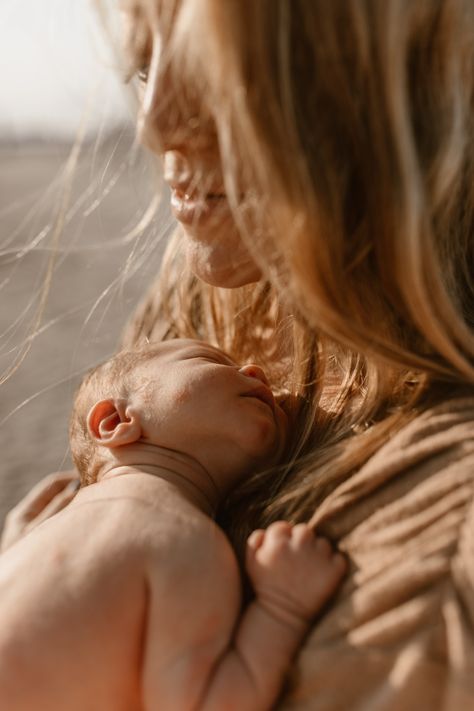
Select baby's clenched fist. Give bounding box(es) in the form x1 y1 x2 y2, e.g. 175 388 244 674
245 521 346 630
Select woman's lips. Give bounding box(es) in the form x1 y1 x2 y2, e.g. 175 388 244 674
170 188 228 225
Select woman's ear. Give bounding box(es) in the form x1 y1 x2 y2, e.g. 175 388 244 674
86 399 142 448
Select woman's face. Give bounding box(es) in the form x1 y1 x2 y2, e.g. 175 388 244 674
161 146 262 288
135 16 262 289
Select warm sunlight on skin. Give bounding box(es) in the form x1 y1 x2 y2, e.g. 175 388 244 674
69 338 291 501
162 147 262 287
158 141 262 287
133 19 262 288
0 339 345 711
121 339 289 483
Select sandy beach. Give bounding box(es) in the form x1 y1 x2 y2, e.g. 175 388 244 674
0 135 174 528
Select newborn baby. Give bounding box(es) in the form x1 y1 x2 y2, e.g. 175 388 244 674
0 339 345 711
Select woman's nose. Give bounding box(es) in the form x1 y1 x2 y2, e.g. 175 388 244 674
163 150 192 186
238 364 270 386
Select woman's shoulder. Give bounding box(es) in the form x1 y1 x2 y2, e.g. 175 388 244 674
341 393 474 559
382 394 474 461
363 393 474 479
371 393 474 515
313 395 474 537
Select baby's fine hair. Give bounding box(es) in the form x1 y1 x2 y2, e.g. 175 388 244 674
70 344 163 487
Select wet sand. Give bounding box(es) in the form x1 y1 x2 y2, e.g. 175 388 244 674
0 135 174 528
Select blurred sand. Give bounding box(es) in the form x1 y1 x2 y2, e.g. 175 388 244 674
0 135 174 528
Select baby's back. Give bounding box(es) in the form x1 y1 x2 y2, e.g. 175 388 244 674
0 473 240 711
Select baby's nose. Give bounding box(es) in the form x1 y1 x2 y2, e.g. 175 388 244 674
239 364 270 386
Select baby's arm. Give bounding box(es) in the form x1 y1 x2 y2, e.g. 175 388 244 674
199 521 346 711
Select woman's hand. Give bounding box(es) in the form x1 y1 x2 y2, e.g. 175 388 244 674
0 471 80 553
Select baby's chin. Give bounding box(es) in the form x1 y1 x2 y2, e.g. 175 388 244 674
245 407 289 472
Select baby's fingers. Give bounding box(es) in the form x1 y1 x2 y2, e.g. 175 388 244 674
247 529 265 550
245 529 265 572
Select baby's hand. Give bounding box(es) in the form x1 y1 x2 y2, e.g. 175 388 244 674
245 521 346 629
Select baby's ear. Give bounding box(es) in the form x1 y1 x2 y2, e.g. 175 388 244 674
87 399 142 448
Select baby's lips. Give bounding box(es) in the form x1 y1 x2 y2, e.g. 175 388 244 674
244 383 276 413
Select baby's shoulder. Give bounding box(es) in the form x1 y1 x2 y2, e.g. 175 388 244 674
0 483 149 709
69 473 235 579
72 475 242 658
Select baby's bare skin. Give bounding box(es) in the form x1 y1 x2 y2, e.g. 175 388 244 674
0 471 345 711
0 341 345 709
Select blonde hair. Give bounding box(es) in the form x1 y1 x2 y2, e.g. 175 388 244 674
118 0 474 546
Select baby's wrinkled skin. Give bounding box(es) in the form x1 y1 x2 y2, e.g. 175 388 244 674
0 340 345 711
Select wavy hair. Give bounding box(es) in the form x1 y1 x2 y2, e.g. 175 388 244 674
117 0 474 547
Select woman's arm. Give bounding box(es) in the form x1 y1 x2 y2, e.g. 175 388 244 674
0 471 79 552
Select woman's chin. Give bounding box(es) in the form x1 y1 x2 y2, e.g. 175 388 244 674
195 262 263 288
183 233 262 288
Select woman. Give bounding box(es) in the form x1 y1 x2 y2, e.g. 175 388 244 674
3 0 474 708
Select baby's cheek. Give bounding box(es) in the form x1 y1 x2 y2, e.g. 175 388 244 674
173 385 193 404
240 414 279 461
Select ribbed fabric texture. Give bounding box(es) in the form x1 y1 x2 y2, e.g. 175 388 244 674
281 398 474 710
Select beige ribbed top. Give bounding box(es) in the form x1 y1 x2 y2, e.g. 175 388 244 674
123 290 474 708
281 397 474 710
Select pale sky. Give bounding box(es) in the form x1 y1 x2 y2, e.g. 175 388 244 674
0 0 132 140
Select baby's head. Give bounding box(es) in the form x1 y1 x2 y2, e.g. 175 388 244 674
70 339 288 491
